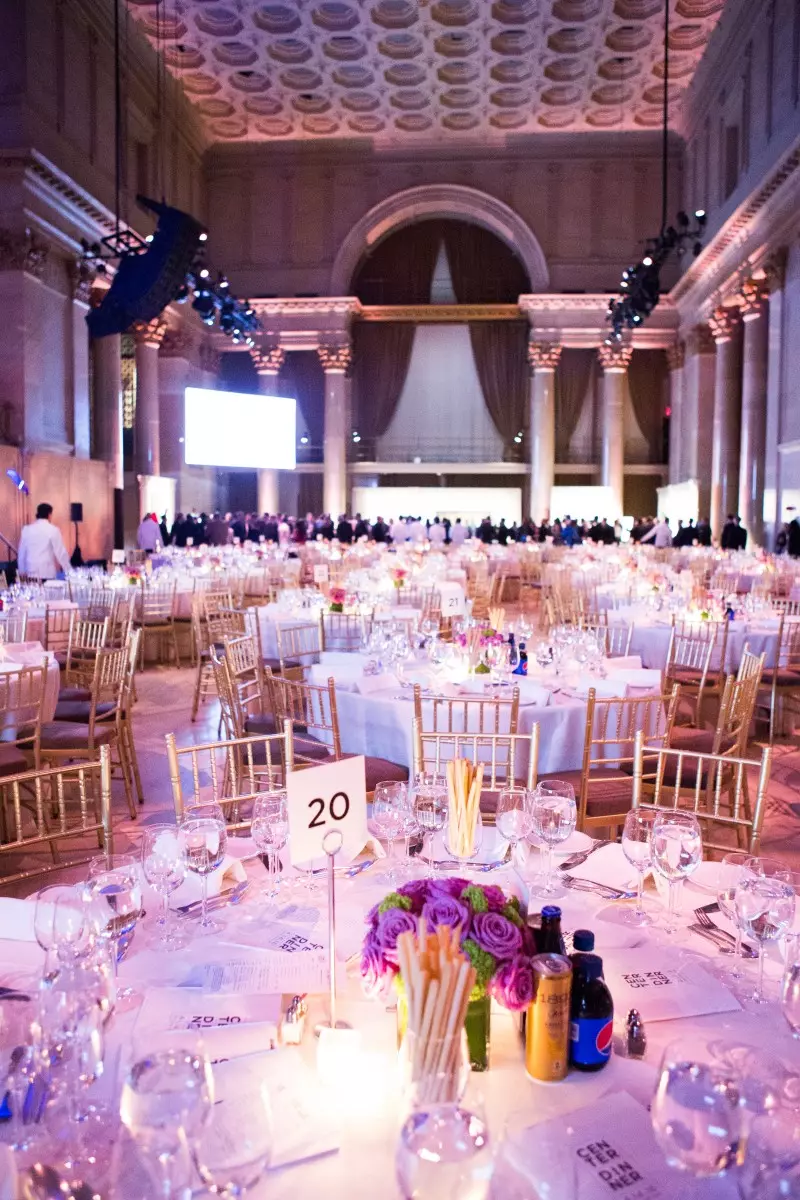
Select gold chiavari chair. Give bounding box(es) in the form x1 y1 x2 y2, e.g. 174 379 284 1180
319 611 371 653
0 610 28 644
222 634 272 735
670 653 763 766
771 597 800 617
190 594 215 720
60 617 109 688
665 618 728 727
539 686 680 836
755 615 800 744
0 747 113 887
165 727 293 834
44 606 76 655
276 620 321 679
577 613 633 658
631 731 771 857
119 629 144 806
413 685 520 739
411 719 540 819
517 556 543 612
134 579 180 667
710 570 741 594
0 662 47 777
0 569 7 591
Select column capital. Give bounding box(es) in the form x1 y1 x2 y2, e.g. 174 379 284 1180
67 259 96 305
527 340 562 373
597 341 633 371
131 317 168 349
665 341 685 372
251 339 286 375
707 305 740 343
686 323 716 355
763 247 788 291
160 326 195 358
0 227 49 278
199 343 221 375
738 277 769 322
317 337 353 375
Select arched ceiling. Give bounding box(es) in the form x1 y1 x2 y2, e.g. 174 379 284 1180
126 0 726 144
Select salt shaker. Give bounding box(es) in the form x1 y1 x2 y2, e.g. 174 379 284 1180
281 995 308 1045
625 1008 647 1059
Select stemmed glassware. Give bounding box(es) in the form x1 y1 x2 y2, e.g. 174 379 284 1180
495 788 533 868
178 802 227 936
651 810 702 935
530 781 577 897
34 885 89 976
714 851 756 982
192 1080 274 1197
621 809 656 926
251 791 289 899
2 1013 48 1153
411 775 448 871
84 853 143 1001
651 1041 746 1177
782 937 800 1039
372 782 408 885
735 870 796 1005
390 632 412 685
141 824 188 949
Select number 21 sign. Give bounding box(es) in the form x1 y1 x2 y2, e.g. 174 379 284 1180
286 755 368 867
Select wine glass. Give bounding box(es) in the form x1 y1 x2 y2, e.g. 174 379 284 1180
120 1046 214 1198
714 851 758 982
2 1013 48 1152
482 640 507 694
495 788 533 866
34 884 85 976
141 824 187 949
192 1080 273 1197
84 853 142 1001
178 803 227 936
781 939 800 1040
651 1042 745 1176
531 781 577 897
411 775 448 872
736 872 796 1005
621 809 656 926
651 810 702 935
372 783 407 885
251 791 288 899
390 632 412 685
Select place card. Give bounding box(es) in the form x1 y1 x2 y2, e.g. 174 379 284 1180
313 563 330 583
134 988 281 1057
177 949 340 995
601 949 741 1022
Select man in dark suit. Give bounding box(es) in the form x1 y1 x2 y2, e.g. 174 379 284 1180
734 516 747 550
372 516 388 543
720 514 738 550
336 514 353 543
262 513 279 543
206 512 230 546
320 513 335 540
354 512 370 540
788 511 800 557
695 517 712 546
231 511 247 542
477 518 494 544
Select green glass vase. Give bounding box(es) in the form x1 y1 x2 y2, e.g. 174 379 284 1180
396 991 491 1072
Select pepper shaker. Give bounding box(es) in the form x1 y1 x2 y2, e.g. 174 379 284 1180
625 1008 647 1059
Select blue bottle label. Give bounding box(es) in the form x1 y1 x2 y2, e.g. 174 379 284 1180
570 1017 613 1065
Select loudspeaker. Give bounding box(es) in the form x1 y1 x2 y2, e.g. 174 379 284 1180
86 196 205 339
70 502 83 524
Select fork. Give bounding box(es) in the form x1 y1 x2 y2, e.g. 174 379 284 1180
694 906 756 956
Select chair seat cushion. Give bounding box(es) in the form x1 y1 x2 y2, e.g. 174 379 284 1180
0 744 29 776
340 753 409 791
263 657 301 674
760 668 800 686
244 713 277 736
669 727 736 754
294 734 333 761
53 701 116 723
668 667 704 683
40 722 115 749
538 768 634 819
58 687 91 702
54 651 67 668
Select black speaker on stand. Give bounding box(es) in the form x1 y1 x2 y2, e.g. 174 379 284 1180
70 502 84 568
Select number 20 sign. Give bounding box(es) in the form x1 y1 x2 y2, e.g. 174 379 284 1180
286 754 368 867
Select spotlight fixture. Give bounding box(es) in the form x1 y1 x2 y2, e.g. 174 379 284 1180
300 435 309 445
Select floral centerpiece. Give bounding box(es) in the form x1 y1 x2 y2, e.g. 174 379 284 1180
474 628 502 674
361 877 534 1070
329 585 346 613
391 566 408 590
127 567 141 586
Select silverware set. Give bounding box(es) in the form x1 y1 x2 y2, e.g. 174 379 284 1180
690 905 757 958
562 876 637 900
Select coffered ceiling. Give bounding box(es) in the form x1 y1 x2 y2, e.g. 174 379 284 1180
126 0 726 144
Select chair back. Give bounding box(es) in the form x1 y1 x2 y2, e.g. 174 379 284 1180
631 731 771 857
268 672 341 762
277 621 321 676
0 662 47 756
667 618 726 675
774 615 800 671
223 634 266 725
165 727 293 833
412 718 539 795
413 686 520 737
771 597 800 618
0 747 113 887
319 611 370 653
44 605 76 653
139 580 177 622
0 610 28 643
63 618 109 686
206 606 248 644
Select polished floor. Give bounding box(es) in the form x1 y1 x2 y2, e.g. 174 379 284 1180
2 664 800 896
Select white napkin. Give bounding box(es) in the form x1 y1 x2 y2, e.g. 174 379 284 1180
169 854 247 908
355 671 397 695
564 842 638 890
569 676 633 699
606 654 643 671
0 647 53 668
513 678 550 706
295 833 385 873
0 896 37 942
603 667 662 690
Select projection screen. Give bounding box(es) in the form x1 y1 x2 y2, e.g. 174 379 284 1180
184 387 296 470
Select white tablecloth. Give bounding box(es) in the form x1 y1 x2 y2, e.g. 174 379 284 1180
609 609 785 671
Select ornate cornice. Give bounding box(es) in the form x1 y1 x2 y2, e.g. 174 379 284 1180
251 341 286 374
317 339 353 374
738 277 769 322
527 340 562 372
685 324 716 355
199 343 222 375
665 342 685 372
131 317 168 349
0 227 49 277
66 259 95 304
160 326 195 358
520 293 678 314
359 303 521 323
597 341 634 370
707 305 740 343
249 297 362 319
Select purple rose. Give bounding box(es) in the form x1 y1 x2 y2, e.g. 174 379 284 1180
428 877 470 900
481 885 507 912
492 955 536 1012
360 933 391 997
471 911 523 959
422 895 471 932
374 908 417 964
397 879 430 914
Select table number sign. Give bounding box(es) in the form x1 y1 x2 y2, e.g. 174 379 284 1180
286 754 368 867
438 581 466 617
313 564 330 584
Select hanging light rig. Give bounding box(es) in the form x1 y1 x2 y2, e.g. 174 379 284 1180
606 0 707 343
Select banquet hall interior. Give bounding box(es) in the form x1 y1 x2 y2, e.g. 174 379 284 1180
3 0 800 1196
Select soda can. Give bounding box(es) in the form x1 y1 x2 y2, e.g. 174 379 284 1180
525 953 572 1082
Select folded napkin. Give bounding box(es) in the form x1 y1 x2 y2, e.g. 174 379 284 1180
513 679 550 707
0 640 45 656
1 647 53 668
355 671 398 695
295 833 385 873
606 654 643 671
0 896 37 942
605 667 662 690
564 842 638 890
168 854 247 909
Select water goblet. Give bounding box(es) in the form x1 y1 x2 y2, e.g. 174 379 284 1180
621 809 657 926
34 884 86 976
495 787 533 867
736 872 796 1005
141 824 188 949
178 803 227 936
714 851 758 982
372 782 407 886
251 791 288 899
651 810 702 935
411 776 448 871
531 781 577 897
192 1078 273 1197
84 853 142 1000
651 1041 745 1177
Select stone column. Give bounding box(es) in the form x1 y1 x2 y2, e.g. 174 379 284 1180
318 338 352 519
763 250 788 549
597 341 634 518
159 327 195 478
132 317 167 477
682 324 716 518
708 305 742 542
527 340 562 522
666 342 685 485
67 261 94 459
90 290 124 547
737 279 769 547
251 340 286 515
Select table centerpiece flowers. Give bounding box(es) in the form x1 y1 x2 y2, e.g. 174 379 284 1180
391 566 408 591
360 877 535 1070
329 585 346 613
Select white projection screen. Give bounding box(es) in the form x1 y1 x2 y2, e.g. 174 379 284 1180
184 387 296 470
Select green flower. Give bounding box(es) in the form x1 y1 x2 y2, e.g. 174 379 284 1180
378 893 412 915
474 662 490 675
462 937 497 998
461 884 488 913
501 899 524 928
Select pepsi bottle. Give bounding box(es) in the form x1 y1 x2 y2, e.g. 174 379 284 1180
569 952 613 1072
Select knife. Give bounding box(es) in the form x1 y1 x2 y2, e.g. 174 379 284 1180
177 880 250 916
688 922 758 958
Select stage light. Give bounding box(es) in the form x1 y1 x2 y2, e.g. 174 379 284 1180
199 232 208 242
300 436 309 445
199 268 210 279
694 209 706 221
642 256 653 267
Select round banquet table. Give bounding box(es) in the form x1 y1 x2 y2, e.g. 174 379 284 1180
257 605 421 663
0 848 796 1198
608 609 787 672
0 600 78 646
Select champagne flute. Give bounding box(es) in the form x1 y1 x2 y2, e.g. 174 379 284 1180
84 853 142 1001
141 824 188 949
651 810 702 935
531 781 577 897
179 803 227 936
714 851 757 981
251 791 288 899
651 1041 745 1177
735 872 795 1005
495 787 533 866
621 809 656 926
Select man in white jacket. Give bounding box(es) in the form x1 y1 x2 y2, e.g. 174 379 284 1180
18 503 71 579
